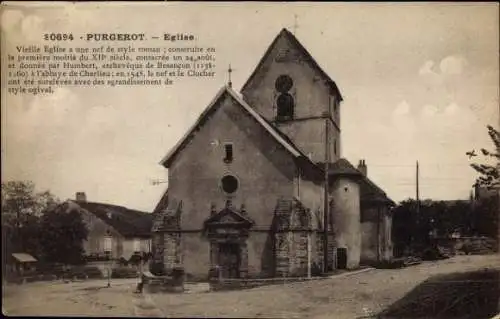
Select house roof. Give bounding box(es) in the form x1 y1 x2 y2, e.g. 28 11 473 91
241 28 343 101
12 253 37 263
160 85 318 168
73 201 153 238
360 177 395 206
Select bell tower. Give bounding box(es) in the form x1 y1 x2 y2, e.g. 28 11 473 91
241 28 342 164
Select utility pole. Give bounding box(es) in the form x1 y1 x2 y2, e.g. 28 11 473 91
307 209 312 279
416 161 420 208
415 160 420 253
323 105 330 274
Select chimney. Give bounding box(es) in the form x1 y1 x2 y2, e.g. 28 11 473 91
357 160 367 176
76 192 87 202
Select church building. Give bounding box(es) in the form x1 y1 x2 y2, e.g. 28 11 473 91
152 28 395 279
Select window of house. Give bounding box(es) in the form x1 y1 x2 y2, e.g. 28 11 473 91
133 239 141 252
103 236 112 253
275 75 295 121
223 143 233 163
334 139 337 155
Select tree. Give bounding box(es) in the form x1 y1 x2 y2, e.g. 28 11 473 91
471 196 498 238
1 181 59 255
392 198 476 256
392 199 417 256
468 124 500 251
470 125 500 191
39 206 88 265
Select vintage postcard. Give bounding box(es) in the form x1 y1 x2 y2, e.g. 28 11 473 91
1 2 499 318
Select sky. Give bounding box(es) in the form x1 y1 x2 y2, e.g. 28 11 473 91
1 2 499 212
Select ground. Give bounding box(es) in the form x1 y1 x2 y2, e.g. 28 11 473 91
3 255 500 318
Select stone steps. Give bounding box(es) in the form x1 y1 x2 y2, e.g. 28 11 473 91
183 282 211 294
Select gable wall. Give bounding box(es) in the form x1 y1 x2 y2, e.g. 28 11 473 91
166 92 301 277
168 92 297 229
242 35 334 121
241 34 341 163
66 202 125 258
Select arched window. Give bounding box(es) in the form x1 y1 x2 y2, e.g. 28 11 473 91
277 93 294 118
275 75 294 121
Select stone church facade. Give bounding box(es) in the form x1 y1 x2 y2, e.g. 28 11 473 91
152 28 395 279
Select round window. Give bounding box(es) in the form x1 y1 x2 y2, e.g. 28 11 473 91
275 75 293 93
221 175 239 194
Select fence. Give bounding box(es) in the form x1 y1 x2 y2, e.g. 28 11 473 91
4 258 150 284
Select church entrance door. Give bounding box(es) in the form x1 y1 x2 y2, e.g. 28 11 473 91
337 248 347 269
218 243 240 278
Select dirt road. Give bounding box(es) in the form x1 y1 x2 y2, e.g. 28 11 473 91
2 278 140 316
150 255 500 318
3 255 500 318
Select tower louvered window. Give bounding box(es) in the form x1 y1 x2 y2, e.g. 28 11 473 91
275 75 294 121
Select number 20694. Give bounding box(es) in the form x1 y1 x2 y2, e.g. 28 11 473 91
44 33 74 41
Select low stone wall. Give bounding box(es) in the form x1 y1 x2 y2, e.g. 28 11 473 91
437 236 497 255
209 276 328 291
142 271 184 293
6 274 59 284
86 261 112 276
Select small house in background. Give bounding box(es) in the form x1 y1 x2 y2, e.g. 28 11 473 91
10 253 37 276
55 192 153 264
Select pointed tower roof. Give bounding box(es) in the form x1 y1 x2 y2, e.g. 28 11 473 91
241 28 343 101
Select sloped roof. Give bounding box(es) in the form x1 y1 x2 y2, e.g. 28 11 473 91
152 188 169 215
12 253 37 263
327 158 364 177
73 201 153 238
360 177 395 206
160 85 317 168
274 197 307 216
152 198 182 232
241 28 343 101
322 158 394 205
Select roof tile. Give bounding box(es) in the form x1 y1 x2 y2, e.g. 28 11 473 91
74 201 153 238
